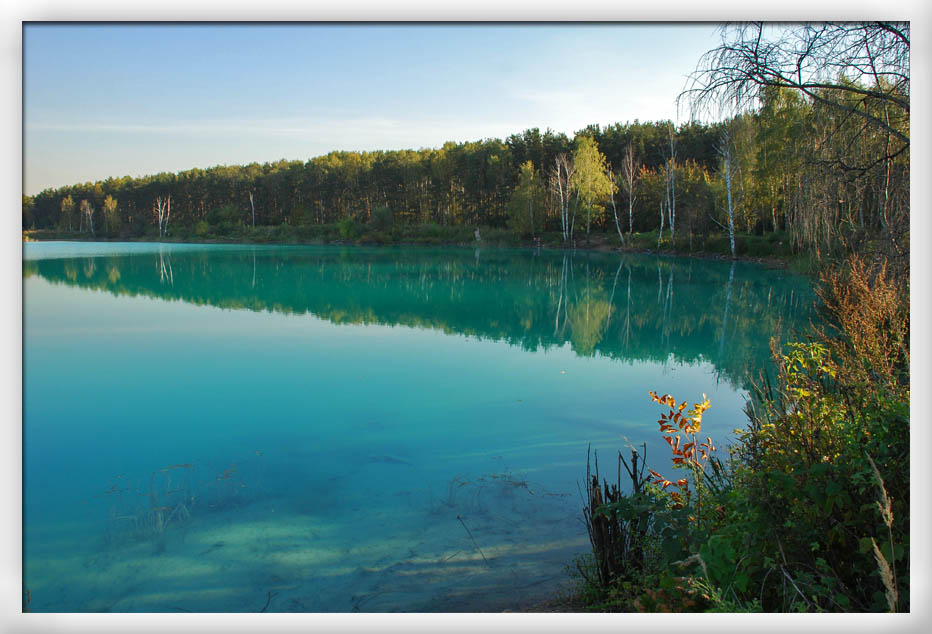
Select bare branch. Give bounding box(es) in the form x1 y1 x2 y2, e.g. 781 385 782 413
679 22 909 145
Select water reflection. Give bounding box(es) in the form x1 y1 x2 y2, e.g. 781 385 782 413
23 244 815 387
23 242 819 612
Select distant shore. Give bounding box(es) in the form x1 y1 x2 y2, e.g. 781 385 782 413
22 227 802 272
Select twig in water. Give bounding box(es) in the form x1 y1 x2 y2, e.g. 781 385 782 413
260 590 279 613
457 514 489 564
441 550 463 563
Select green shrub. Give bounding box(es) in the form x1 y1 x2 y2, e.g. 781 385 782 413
370 206 394 231
207 204 242 236
274 223 294 242
194 220 209 238
357 230 393 245
337 218 357 241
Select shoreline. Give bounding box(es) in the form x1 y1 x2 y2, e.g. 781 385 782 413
22 230 798 271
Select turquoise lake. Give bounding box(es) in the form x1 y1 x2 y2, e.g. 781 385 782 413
22 242 816 612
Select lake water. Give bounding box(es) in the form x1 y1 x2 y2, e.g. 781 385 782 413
22 242 815 612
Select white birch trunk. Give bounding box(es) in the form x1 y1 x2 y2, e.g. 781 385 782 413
657 201 665 249
717 129 737 259
608 168 624 246
154 195 172 240
621 144 637 236
668 128 676 243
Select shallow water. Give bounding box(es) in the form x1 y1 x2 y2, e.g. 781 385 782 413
23 242 815 612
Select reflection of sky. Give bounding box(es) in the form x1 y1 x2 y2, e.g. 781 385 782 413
23 240 275 261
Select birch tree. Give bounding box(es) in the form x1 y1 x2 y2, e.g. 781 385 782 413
718 128 738 258
154 195 172 239
79 199 95 236
664 126 677 243
681 23 909 146
620 144 638 236
60 195 74 232
657 200 665 249
570 136 613 245
551 153 576 243
103 195 118 235
607 167 624 246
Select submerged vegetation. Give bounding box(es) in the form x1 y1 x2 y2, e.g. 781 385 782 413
101 455 264 551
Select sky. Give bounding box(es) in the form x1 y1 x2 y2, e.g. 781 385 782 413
23 23 723 195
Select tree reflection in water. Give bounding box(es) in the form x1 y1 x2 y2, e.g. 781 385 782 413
24 244 815 389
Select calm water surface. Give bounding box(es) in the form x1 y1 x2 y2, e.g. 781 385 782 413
23 242 815 612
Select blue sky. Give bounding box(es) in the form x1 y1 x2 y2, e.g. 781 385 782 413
23 23 723 194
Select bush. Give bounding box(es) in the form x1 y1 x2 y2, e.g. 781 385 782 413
357 230 393 245
274 223 294 242
207 204 242 236
194 220 209 238
370 206 394 231
337 218 357 241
